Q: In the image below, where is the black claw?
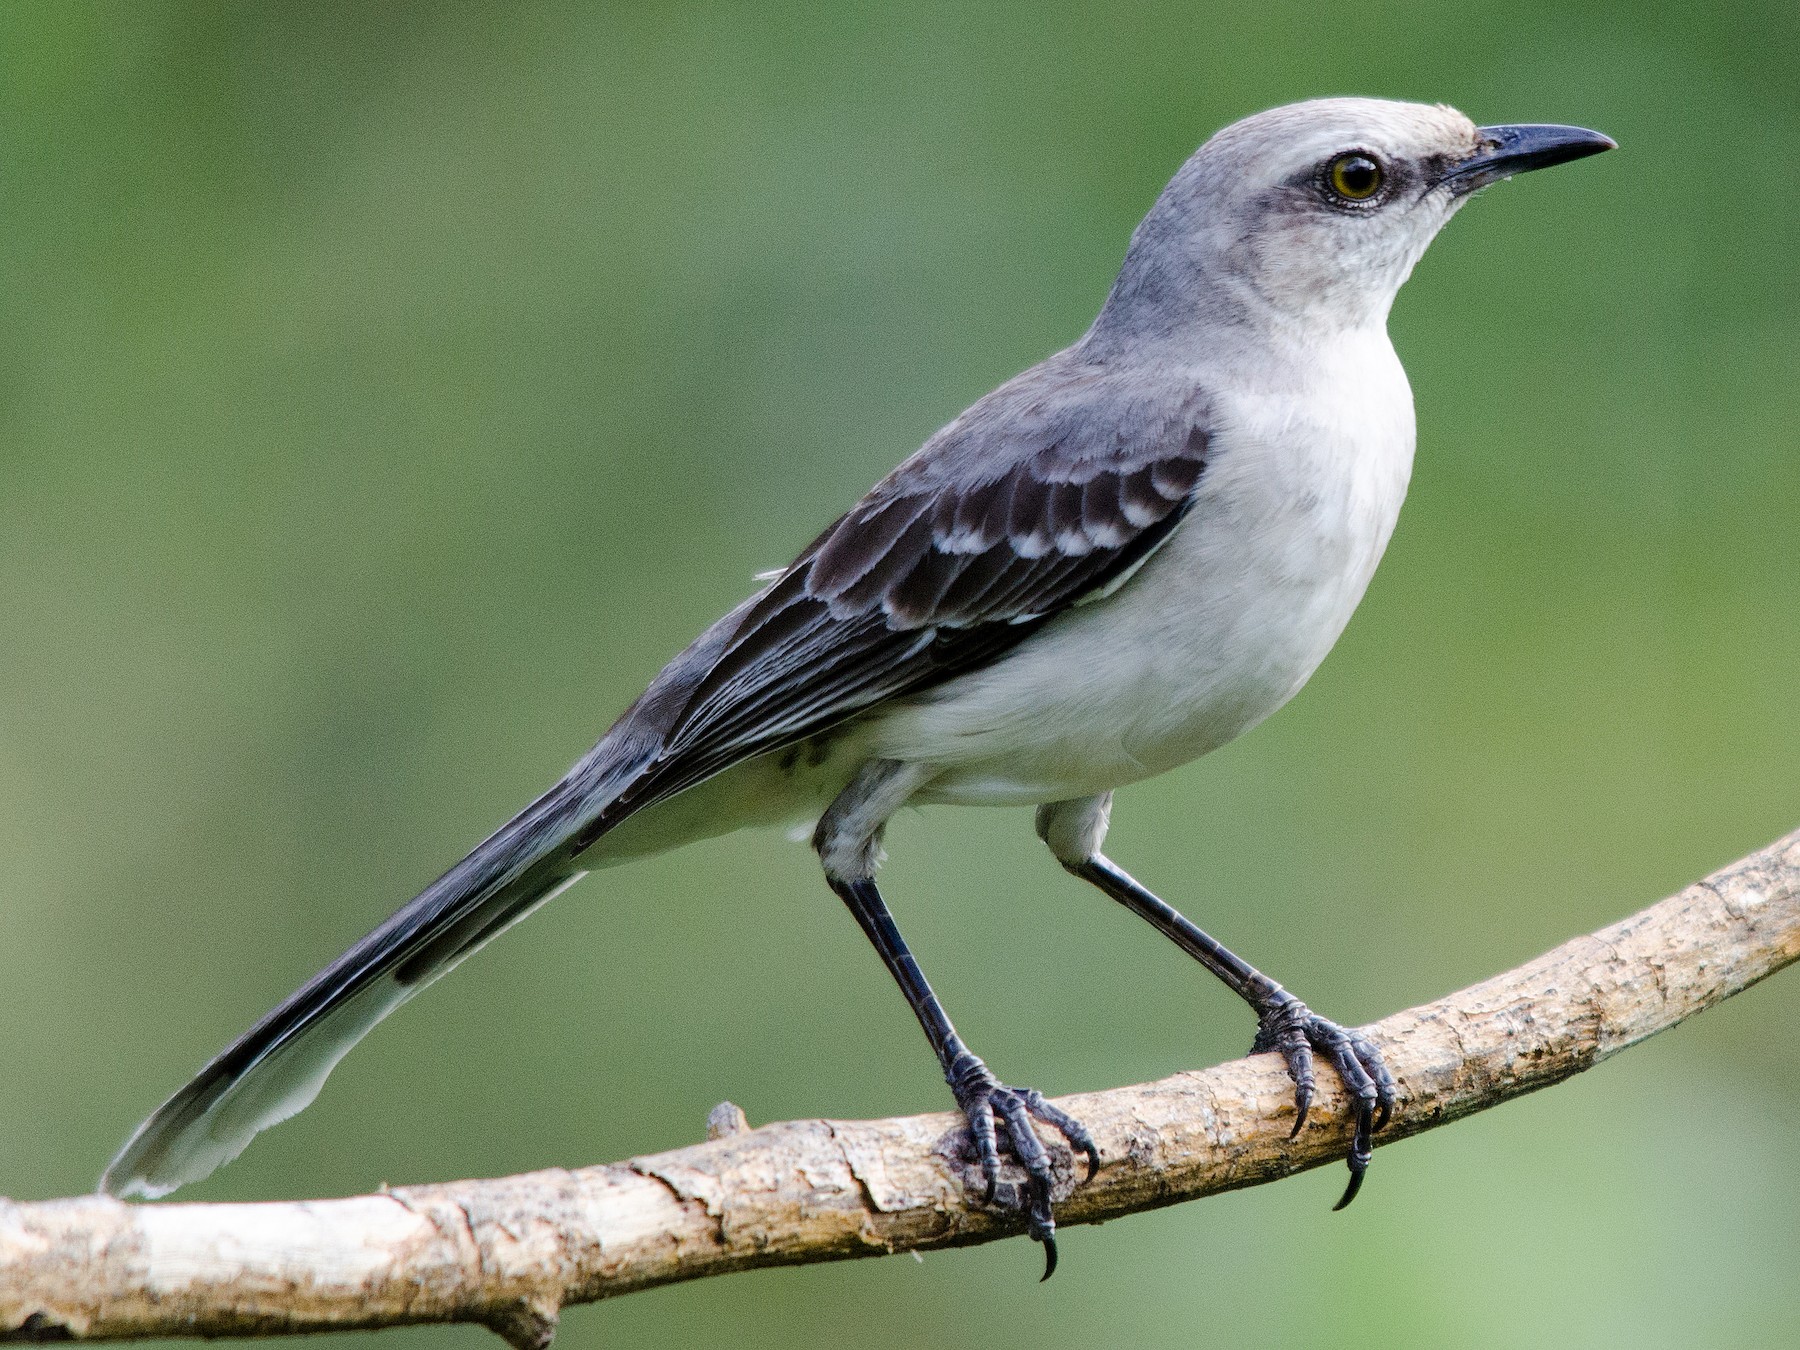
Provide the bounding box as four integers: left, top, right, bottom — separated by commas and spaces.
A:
1289, 1084, 1313, 1138
946, 1056, 1094, 1278
1254, 996, 1395, 1208
1363, 1042, 1397, 1134
1334, 1123, 1373, 1211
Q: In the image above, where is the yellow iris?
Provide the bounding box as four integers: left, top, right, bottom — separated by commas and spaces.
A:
1328, 153, 1383, 201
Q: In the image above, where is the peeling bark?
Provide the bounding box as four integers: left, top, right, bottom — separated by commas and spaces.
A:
3, 829, 1797, 1345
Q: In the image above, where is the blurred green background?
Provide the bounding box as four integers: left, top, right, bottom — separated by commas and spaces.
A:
3, 2, 1798, 1346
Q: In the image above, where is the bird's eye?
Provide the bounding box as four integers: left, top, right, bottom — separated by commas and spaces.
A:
1325, 152, 1385, 203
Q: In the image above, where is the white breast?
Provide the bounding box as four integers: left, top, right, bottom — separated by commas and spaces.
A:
875, 329, 1416, 806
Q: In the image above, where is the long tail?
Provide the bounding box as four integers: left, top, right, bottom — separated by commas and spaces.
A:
99, 756, 634, 1199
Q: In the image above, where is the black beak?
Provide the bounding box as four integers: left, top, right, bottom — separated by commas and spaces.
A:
1444, 123, 1616, 195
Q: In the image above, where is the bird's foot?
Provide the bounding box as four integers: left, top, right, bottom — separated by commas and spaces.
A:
945, 1050, 1100, 1280
1250, 991, 1395, 1210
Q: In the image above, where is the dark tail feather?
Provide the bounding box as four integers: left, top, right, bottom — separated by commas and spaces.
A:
99, 771, 608, 1199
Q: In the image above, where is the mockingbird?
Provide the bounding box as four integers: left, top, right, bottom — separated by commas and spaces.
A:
101, 97, 1613, 1273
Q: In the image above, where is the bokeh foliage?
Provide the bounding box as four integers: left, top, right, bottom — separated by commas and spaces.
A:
2, 3, 1797, 1346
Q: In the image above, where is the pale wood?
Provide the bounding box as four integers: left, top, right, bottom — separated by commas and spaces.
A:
4, 828, 1797, 1347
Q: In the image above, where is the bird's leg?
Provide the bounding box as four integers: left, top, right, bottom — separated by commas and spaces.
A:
1037, 796, 1394, 1209
817, 763, 1098, 1278
1068, 853, 1394, 1207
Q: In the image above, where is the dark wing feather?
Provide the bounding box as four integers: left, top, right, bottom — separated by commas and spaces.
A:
580, 418, 1209, 839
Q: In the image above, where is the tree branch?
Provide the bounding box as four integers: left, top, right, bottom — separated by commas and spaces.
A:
6, 829, 1798, 1348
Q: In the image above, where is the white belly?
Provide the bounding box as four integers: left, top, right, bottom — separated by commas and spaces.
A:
871, 333, 1416, 806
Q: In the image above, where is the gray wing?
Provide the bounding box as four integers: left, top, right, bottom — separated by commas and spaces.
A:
579, 395, 1210, 839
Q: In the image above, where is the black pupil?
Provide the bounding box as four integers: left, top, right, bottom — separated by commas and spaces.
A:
1338, 156, 1379, 196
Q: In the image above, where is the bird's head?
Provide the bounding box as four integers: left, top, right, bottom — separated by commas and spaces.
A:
1095, 97, 1615, 340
